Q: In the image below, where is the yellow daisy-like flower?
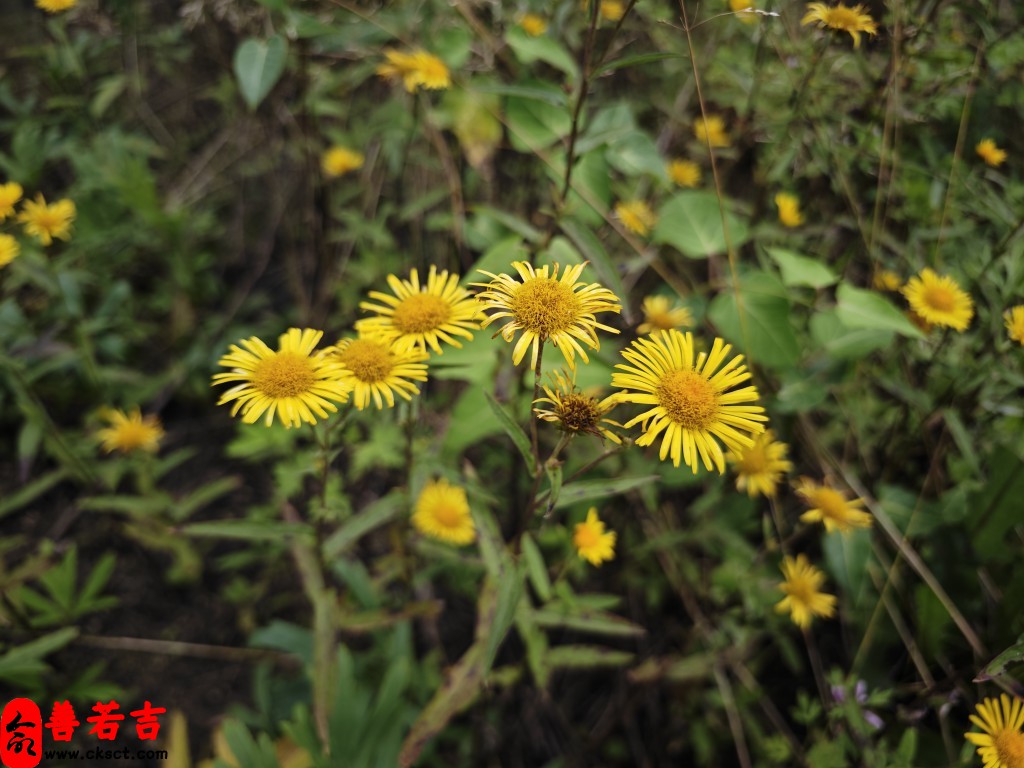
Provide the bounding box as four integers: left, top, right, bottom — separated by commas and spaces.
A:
977, 139, 1008, 168
0, 234, 20, 269
36, 0, 76, 12
473, 261, 622, 371
615, 200, 657, 237
694, 114, 731, 149
321, 146, 364, 178
600, 1, 626, 22
729, 0, 758, 23
377, 49, 450, 92
0, 182, 23, 220
726, 429, 793, 498
612, 330, 767, 474
775, 554, 837, 629
519, 13, 548, 36
795, 477, 872, 533
668, 159, 701, 188
872, 269, 902, 292
966, 694, 1024, 768
17, 194, 76, 246
412, 478, 476, 545
1005, 306, 1024, 345
801, 2, 878, 48
356, 265, 482, 355
902, 268, 974, 331
573, 508, 616, 566
328, 335, 429, 410
534, 369, 623, 444
212, 328, 350, 428
637, 295, 693, 335
96, 408, 164, 454
775, 192, 805, 228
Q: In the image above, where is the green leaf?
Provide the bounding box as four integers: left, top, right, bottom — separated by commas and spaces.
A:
483, 391, 536, 472
809, 310, 893, 360
971, 446, 1024, 560
764, 246, 837, 288
834, 284, 924, 338
0, 627, 78, 682
652, 191, 749, 258
550, 476, 658, 510
822, 528, 873, 607
533, 608, 645, 637
506, 87, 572, 151
183, 520, 312, 541
521, 533, 552, 603
0, 469, 68, 519
545, 644, 634, 669
505, 26, 578, 79
707, 270, 801, 369
594, 52, 683, 76
322, 492, 406, 560
233, 36, 288, 110
976, 634, 1024, 681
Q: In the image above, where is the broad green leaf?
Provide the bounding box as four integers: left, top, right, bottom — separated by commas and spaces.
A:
521, 533, 552, 602
322, 492, 406, 560
506, 87, 572, 151
652, 191, 749, 258
606, 131, 669, 179
505, 26, 578, 79
551, 476, 658, 510
976, 634, 1024, 681
0, 627, 78, 681
707, 270, 800, 369
765, 246, 837, 288
183, 520, 312, 541
0, 469, 68, 519
442, 387, 503, 458
233, 36, 288, 110
835, 284, 924, 338
810, 310, 893, 360
483, 391, 536, 472
822, 528, 873, 607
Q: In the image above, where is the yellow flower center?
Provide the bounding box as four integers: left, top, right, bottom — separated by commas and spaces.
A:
510, 278, 581, 337
994, 729, 1024, 768
656, 370, 719, 429
392, 293, 451, 334
822, 6, 862, 30
252, 352, 316, 398
784, 576, 815, 606
808, 487, 848, 518
32, 209, 64, 233
575, 524, 601, 549
112, 424, 152, 450
646, 310, 675, 331
431, 503, 464, 528
922, 285, 956, 313
740, 445, 768, 474
338, 340, 393, 383
557, 394, 601, 432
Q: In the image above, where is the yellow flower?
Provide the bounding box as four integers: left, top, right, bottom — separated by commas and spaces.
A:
977, 139, 1008, 168
600, 1, 625, 21
377, 49, 450, 92
321, 146, 364, 178
96, 408, 164, 454
726, 429, 793, 498
614, 200, 657, 237
534, 369, 623, 444
573, 508, 616, 566
637, 295, 693, 334
1005, 306, 1024, 345
0, 182, 23, 220
966, 694, 1024, 768
872, 270, 902, 292
474, 261, 622, 371
775, 192, 805, 227
35, 0, 76, 12
667, 159, 701, 188
328, 334, 429, 410
17, 194, 76, 246
906, 309, 934, 334
694, 114, 730, 148
519, 13, 548, 36
795, 477, 872, 533
212, 328, 350, 428
613, 330, 767, 474
902, 267, 973, 331
356, 265, 482, 355
729, 0, 758, 23
412, 478, 476, 545
0, 234, 20, 269
775, 554, 837, 629
801, 2, 878, 48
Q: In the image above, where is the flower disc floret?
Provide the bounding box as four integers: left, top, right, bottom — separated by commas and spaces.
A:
474, 261, 621, 371
902, 268, 973, 331
966, 694, 1024, 768
612, 330, 767, 473
212, 328, 350, 428
357, 265, 482, 355
329, 335, 429, 410
801, 2, 878, 47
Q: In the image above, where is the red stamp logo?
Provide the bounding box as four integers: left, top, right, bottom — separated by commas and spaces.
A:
1, 697, 43, 768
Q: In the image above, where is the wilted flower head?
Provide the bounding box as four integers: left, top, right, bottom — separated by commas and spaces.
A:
534, 369, 623, 443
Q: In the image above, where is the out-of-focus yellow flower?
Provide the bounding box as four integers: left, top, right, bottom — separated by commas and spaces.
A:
976, 139, 1008, 168
0, 234, 21, 269
796, 477, 872, 533
0, 182, 23, 220
872, 270, 902, 292
519, 13, 548, 36
615, 200, 657, 237
776, 555, 837, 629
97, 407, 164, 454
729, 0, 758, 24
667, 159, 701, 188
637, 295, 693, 334
412, 478, 476, 545
726, 429, 793, 498
801, 2, 878, 48
600, 1, 626, 21
775, 192, 804, 227
694, 114, 730, 148
36, 0, 76, 12
377, 49, 450, 92
902, 268, 973, 332
573, 508, 616, 566
1003, 306, 1024, 345
321, 146, 364, 178
17, 194, 76, 246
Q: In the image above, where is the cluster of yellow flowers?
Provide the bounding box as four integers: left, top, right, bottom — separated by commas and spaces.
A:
0, 181, 76, 270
